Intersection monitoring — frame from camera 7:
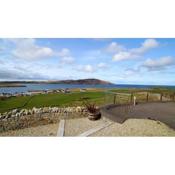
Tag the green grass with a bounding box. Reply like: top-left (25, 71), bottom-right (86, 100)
top-left (149, 87), bottom-right (175, 94)
top-left (0, 92), bottom-right (106, 113)
top-left (110, 87), bottom-right (175, 94)
top-left (110, 88), bottom-right (143, 93)
top-left (1, 87), bottom-right (174, 113)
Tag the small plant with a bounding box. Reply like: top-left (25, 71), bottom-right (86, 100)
top-left (85, 102), bottom-right (98, 113)
top-left (82, 100), bottom-right (101, 120)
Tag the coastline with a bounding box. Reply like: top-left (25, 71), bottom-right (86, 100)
top-left (0, 84), bottom-right (26, 88)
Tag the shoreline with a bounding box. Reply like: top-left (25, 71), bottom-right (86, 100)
top-left (0, 84), bottom-right (26, 88)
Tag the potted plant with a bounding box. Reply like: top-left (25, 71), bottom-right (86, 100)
top-left (83, 101), bottom-right (101, 120)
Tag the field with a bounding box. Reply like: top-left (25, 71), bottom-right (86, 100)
top-left (0, 88), bottom-right (175, 113)
top-left (0, 91), bottom-right (106, 113)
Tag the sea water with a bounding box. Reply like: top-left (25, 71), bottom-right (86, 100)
top-left (0, 83), bottom-right (175, 94)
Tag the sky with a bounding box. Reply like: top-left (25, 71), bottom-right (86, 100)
top-left (0, 38), bottom-right (175, 85)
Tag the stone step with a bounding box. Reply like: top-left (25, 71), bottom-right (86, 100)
top-left (78, 121), bottom-right (112, 137)
top-left (57, 119), bottom-right (65, 136)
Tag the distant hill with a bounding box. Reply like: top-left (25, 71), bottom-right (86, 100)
top-left (0, 79), bottom-right (114, 85)
top-left (49, 79), bottom-right (113, 85)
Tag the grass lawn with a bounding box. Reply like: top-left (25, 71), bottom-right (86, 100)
top-left (0, 92), bottom-right (106, 113)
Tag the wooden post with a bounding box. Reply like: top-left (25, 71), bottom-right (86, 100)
top-left (133, 96), bottom-right (136, 106)
top-left (146, 92), bottom-right (149, 102)
top-left (160, 93), bottom-right (163, 101)
top-left (173, 93), bottom-right (175, 101)
top-left (113, 94), bottom-right (116, 104)
top-left (130, 93), bottom-right (133, 104)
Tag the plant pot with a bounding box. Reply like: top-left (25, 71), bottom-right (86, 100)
top-left (88, 112), bottom-right (101, 121)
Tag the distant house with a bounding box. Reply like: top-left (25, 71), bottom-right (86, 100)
top-left (80, 88), bottom-right (87, 92)
top-left (65, 88), bottom-right (71, 93)
top-left (54, 89), bottom-right (61, 93)
top-left (60, 89), bottom-right (66, 93)
top-left (46, 90), bottom-right (54, 93)
top-left (29, 90), bottom-right (45, 95)
top-left (24, 92), bottom-right (32, 96)
top-left (52, 89), bottom-right (58, 93)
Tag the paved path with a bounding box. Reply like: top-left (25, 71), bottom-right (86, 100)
top-left (57, 119), bottom-right (65, 136)
top-left (101, 102), bottom-right (175, 130)
top-left (78, 121), bottom-right (112, 136)
top-left (64, 117), bottom-right (107, 136)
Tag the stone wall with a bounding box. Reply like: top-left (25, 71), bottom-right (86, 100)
top-left (0, 107), bottom-right (87, 133)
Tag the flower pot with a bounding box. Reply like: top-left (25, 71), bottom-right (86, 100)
top-left (88, 112), bottom-right (101, 121)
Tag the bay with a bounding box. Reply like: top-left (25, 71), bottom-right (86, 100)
top-left (0, 83), bottom-right (175, 94)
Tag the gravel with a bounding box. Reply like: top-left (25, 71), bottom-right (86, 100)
top-left (0, 123), bottom-right (59, 136)
top-left (64, 117), bottom-right (107, 136)
top-left (1, 117), bottom-right (175, 137)
top-left (91, 118), bottom-right (175, 136)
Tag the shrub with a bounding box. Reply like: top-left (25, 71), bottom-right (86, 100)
top-left (82, 100), bottom-right (98, 113)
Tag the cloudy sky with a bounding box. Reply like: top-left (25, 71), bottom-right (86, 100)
top-left (0, 38), bottom-right (175, 85)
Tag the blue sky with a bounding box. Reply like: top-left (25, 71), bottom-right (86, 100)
top-left (0, 38), bottom-right (175, 85)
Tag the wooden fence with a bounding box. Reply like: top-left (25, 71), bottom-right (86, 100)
top-left (105, 91), bottom-right (175, 105)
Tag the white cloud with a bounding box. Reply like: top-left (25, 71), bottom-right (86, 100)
top-left (0, 59), bottom-right (49, 80)
top-left (113, 51), bottom-right (138, 61)
top-left (57, 48), bottom-right (71, 57)
top-left (77, 64), bottom-right (95, 73)
top-left (124, 68), bottom-right (140, 77)
top-left (142, 56), bottom-right (175, 70)
top-left (97, 62), bottom-right (108, 69)
top-left (0, 68), bottom-right (47, 80)
top-left (113, 39), bottom-right (159, 61)
top-left (76, 62), bottom-right (109, 73)
top-left (57, 48), bottom-right (76, 64)
top-left (9, 39), bottom-right (54, 60)
top-left (0, 59), bottom-right (4, 64)
top-left (131, 38), bottom-right (159, 54)
top-left (0, 46), bottom-right (5, 52)
top-left (60, 56), bottom-right (75, 64)
top-left (0, 57), bottom-right (76, 81)
top-left (76, 62), bottom-right (108, 73)
top-left (84, 65), bottom-right (94, 72)
top-left (4, 39), bottom-right (75, 66)
top-left (142, 38), bottom-right (159, 48)
top-left (105, 42), bottom-right (124, 53)
top-left (0, 39), bottom-right (77, 80)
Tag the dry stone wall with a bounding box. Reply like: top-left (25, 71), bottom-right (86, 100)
top-left (0, 107), bottom-right (87, 132)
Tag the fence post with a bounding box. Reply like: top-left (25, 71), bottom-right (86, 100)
top-left (146, 92), bottom-right (149, 102)
top-left (130, 93), bottom-right (133, 104)
top-left (133, 96), bottom-right (136, 106)
top-left (113, 94), bottom-right (116, 104)
top-left (160, 93), bottom-right (163, 102)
